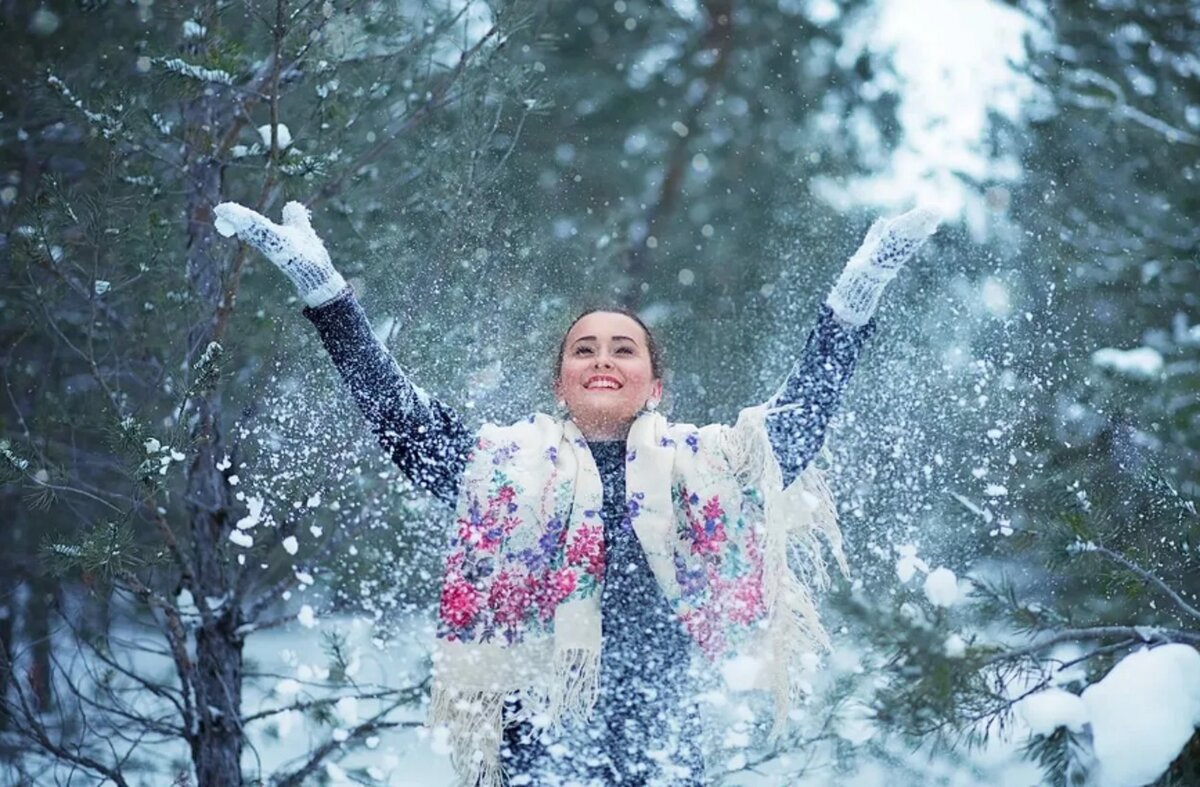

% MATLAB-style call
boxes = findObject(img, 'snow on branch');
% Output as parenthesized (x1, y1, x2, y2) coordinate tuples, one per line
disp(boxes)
(155, 57, 235, 86)
(46, 73, 121, 139)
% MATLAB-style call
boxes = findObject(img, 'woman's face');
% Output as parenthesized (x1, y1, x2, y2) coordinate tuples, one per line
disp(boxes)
(554, 311, 663, 440)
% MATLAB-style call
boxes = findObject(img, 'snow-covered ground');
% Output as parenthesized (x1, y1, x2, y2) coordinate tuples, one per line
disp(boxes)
(243, 613, 1041, 786)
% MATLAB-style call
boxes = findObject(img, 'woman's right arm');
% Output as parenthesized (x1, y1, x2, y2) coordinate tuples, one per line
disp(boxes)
(302, 287, 471, 505)
(213, 200, 471, 505)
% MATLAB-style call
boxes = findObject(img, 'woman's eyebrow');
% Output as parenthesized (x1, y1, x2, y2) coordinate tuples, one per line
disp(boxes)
(571, 335, 638, 345)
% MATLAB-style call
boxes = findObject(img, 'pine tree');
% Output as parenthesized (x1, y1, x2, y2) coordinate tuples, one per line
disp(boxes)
(0, 1, 537, 783)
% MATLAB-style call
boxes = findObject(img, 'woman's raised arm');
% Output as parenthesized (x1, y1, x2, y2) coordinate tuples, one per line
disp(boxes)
(766, 208, 940, 486)
(214, 201, 471, 505)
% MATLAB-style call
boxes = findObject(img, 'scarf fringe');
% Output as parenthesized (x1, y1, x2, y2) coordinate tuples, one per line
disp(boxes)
(429, 647, 600, 787)
(728, 405, 849, 740)
(428, 685, 508, 787)
(546, 646, 601, 727)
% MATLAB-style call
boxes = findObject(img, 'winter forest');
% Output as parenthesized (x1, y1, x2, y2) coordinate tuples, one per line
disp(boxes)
(1, 0, 1198, 785)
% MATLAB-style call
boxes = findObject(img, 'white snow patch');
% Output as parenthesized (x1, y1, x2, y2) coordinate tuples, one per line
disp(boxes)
(1083, 644, 1200, 787)
(923, 567, 959, 607)
(981, 276, 1011, 316)
(228, 530, 253, 548)
(157, 58, 234, 85)
(894, 543, 929, 583)
(236, 495, 265, 530)
(297, 605, 317, 628)
(282, 536, 299, 555)
(812, 0, 1047, 239)
(275, 678, 301, 696)
(429, 725, 453, 756)
(258, 123, 293, 148)
(1017, 687, 1088, 735)
(1091, 346, 1164, 378)
(334, 696, 359, 726)
(834, 699, 877, 744)
(944, 633, 967, 658)
(720, 654, 764, 692)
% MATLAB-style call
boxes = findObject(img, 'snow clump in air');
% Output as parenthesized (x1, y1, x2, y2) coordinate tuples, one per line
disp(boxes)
(923, 567, 959, 607)
(894, 543, 929, 582)
(297, 604, 317, 628)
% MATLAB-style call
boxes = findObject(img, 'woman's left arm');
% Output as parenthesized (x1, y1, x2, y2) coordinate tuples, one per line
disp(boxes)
(766, 207, 941, 486)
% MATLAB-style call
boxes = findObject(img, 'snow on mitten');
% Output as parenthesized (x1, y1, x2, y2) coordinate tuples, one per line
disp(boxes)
(213, 200, 348, 308)
(826, 207, 941, 326)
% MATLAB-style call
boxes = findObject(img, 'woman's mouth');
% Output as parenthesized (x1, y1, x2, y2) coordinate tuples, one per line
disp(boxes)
(584, 376, 622, 390)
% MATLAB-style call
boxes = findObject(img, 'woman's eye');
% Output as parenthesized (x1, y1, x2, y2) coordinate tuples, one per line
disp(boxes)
(574, 347, 593, 355)
(616, 347, 634, 355)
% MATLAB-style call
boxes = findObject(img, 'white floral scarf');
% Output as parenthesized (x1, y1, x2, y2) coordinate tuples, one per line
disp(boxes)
(429, 404, 846, 786)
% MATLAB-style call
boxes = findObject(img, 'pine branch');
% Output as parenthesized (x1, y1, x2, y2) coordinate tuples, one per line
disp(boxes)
(983, 626, 1200, 667)
(1087, 544, 1200, 622)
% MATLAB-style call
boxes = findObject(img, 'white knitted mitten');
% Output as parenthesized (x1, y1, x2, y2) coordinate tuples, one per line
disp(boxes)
(213, 200, 347, 308)
(826, 207, 941, 326)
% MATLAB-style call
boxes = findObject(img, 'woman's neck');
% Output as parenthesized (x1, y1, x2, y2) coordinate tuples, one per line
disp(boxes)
(571, 414, 631, 442)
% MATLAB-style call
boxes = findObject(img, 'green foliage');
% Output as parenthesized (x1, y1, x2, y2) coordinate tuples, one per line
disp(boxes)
(41, 521, 155, 579)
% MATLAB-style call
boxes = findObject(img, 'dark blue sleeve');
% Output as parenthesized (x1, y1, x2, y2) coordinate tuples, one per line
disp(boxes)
(766, 304, 876, 487)
(302, 287, 472, 506)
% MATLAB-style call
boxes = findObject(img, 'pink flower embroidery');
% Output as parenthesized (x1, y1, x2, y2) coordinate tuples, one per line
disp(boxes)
(533, 568, 577, 620)
(565, 523, 605, 578)
(488, 570, 533, 626)
(690, 495, 728, 555)
(681, 606, 725, 659)
(440, 575, 479, 630)
(726, 575, 765, 625)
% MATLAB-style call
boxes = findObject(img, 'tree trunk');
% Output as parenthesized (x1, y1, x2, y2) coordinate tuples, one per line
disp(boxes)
(0, 563, 14, 731)
(26, 584, 52, 713)
(181, 58, 244, 787)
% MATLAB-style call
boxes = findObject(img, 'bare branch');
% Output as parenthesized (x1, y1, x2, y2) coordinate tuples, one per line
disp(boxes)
(309, 20, 504, 207)
(241, 686, 421, 725)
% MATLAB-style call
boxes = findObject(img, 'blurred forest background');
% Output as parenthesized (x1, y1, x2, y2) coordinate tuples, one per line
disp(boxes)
(0, 0, 1197, 784)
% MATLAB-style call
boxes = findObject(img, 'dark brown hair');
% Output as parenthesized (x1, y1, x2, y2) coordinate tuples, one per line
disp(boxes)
(552, 306, 665, 382)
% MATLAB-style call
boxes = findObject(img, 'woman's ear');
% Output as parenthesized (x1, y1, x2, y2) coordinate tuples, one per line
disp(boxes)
(651, 378, 664, 400)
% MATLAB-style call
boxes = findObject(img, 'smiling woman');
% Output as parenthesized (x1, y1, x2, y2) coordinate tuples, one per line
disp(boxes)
(213, 198, 939, 787)
(553, 309, 665, 440)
